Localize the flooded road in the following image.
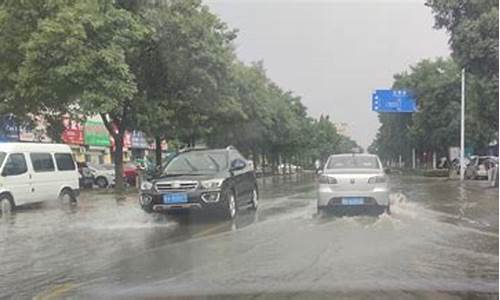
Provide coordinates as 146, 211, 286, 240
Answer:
0, 174, 498, 299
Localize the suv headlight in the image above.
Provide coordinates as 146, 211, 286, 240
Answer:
141, 181, 154, 191
200, 179, 224, 189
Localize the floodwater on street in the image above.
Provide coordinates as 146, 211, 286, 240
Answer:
0, 174, 498, 299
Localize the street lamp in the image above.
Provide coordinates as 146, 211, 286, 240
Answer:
437, 67, 466, 181
460, 68, 465, 181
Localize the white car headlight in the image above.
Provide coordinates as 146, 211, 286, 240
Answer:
141, 181, 154, 191
200, 179, 224, 189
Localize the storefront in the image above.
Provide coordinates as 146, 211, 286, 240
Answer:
0, 114, 20, 142
61, 117, 85, 162
131, 131, 149, 161
84, 119, 112, 164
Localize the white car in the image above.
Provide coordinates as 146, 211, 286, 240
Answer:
317, 153, 389, 215
0, 143, 79, 214
87, 163, 115, 188
278, 163, 299, 174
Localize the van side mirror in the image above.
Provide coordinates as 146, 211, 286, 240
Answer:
230, 159, 246, 172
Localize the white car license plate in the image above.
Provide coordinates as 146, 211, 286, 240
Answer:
342, 197, 364, 205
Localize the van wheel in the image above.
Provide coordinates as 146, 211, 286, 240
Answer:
0, 194, 14, 216
96, 177, 108, 188
59, 189, 77, 205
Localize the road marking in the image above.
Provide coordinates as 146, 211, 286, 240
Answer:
191, 222, 229, 239
34, 283, 78, 300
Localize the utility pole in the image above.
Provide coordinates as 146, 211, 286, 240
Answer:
412, 148, 416, 169
460, 68, 465, 181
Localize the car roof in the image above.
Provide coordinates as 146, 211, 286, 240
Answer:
328, 153, 379, 158
0, 142, 72, 153
180, 148, 232, 154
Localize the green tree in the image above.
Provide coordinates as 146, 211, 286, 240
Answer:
16, 0, 149, 191
426, 0, 498, 135
130, 0, 238, 168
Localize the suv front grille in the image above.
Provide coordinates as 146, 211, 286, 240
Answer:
155, 181, 198, 192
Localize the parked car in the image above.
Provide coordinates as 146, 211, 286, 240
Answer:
255, 165, 272, 177
77, 162, 94, 189
278, 163, 301, 174
0, 143, 79, 214
317, 153, 389, 216
465, 156, 498, 180
124, 162, 139, 186
87, 163, 115, 188
139, 147, 258, 219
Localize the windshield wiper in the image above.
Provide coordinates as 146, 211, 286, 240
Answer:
207, 155, 221, 171
184, 158, 198, 171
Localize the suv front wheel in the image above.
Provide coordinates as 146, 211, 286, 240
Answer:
222, 190, 237, 220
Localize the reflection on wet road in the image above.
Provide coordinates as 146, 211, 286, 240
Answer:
0, 174, 498, 299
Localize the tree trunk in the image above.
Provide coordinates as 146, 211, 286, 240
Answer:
288, 156, 292, 175
155, 136, 162, 171
100, 113, 125, 193
251, 148, 258, 172
114, 136, 125, 193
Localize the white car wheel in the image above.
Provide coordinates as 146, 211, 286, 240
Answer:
0, 195, 13, 215
96, 177, 108, 188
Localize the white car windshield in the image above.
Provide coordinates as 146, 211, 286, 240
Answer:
327, 156, 380, 169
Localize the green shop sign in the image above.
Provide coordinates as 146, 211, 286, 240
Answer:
84, 119, 111, 147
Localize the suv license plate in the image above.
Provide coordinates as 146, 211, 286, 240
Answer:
163, 193, 188, 204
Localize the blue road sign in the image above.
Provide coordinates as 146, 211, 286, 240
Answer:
372, 89, 417, 113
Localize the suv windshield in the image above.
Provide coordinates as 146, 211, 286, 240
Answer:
327, 156, 380, 169
163, 151, 228, 175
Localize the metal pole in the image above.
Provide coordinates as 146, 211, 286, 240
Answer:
412, 148, 416, 169
460, 68, 465, 181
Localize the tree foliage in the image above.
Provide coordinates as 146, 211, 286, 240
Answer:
371, 1, 498, 164
0, 0, 362, 190
370, 57, 497, 163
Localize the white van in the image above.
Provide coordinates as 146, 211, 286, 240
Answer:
0, 143, 79, 214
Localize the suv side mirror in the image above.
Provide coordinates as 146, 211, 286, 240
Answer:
230, 159, 246, 172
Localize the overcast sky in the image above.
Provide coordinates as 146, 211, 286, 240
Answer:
205, 0, 450, 149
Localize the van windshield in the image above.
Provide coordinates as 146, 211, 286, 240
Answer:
0, 152, 6, 167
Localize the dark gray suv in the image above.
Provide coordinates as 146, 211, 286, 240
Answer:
139, 147, 258, 219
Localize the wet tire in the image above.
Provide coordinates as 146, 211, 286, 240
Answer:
142, 205, 153, 214
250, 186, 259, 210
222, 190, 237, 220
317, 206, 326, 217
59, 189, 77, 205
0, 194, 14, 216
96, 177, 108, 189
